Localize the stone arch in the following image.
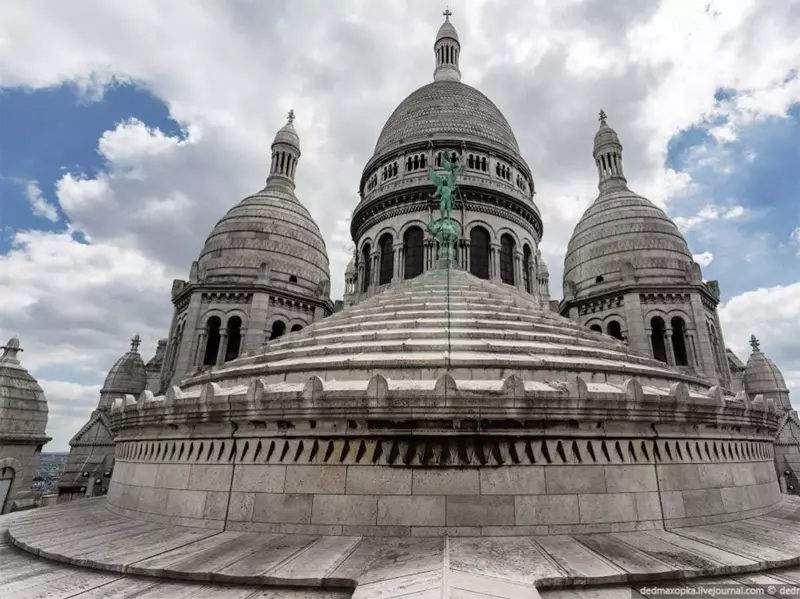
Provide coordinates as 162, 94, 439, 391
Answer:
650, 316, 668, 363
403, 225, 425, 280
378, 232, 394, 286
607, 319, 623, 340
202, 315, 222, 366
469, 226, 491, 280
269, 319, 287, 341
499, 233, 516, 285
670, 315, 689, 366
224, 315, 243, 362
290, 323, 304, 333
465, 220, 497, 239
589, 323, 603, 333
361, 242, 372, 293
0, 457, 23, 515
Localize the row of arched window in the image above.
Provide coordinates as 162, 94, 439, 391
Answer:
272, 151, 296, 178
651, 316, 689, 366
199, 315, 305, 367
516, 174, 528, 193
366, 173, 378, 191
356, 226, 537, 294
382, 162, 398, 181
467, 154, 489, 172
405, 154, 427, 172
589, 321, 624, 341
435, 151, 459, 167
437, 44, 458, 66
496, 162, 512, 181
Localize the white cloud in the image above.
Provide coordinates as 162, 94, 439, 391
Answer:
674, 204, 747, 231
720, 282, 800, 407
693, 252, 714, 267
791, 227, 800, 255
25, 181, 59, 222
0, 0, 798, 448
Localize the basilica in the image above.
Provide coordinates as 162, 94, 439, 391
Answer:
2, 10, 800, 597
49, 9, 798, 501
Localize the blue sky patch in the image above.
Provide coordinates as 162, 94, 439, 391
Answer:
0, 81, 181, 253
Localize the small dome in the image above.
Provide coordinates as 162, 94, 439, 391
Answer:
744, 335, 791, 410
564, 195, 692, 300
101, 335, 147, 397
594, 110, 621, 151
273, 112, 300, 150
0, 337, 49, 439
372, 81, 520, 158
198, 186, 330, 293
436, 18, 459, 43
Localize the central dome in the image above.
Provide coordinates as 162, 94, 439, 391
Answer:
373, 80, 521, 158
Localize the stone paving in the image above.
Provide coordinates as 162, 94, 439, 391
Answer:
4, 497, 800, 597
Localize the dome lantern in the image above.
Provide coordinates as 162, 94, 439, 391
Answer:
267, 109, 301, 191
433, 7, 461, 82
593, 110, 627, 194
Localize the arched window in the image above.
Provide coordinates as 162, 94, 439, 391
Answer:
481, 157, 487, 171
202, 316, 221, 366
378, 233, 394, 286
289, 275, 297, 283
269, 320, 286, 341
224, 316, 242, 362
671, 317, 688, 366
500, 234, 515, 285
607, 320, 623, 340
361, 243, 371, 293
291, 324, 303, 332
523, 244, 532, 293
651, 317, 668, 363
404, 226, 424, 279
590, 324, 602, 332
468, 154, 475, 169
469, 227, 490, 280
421, 155, 426, 168
496, 162, 501, 176
1, 465, 15, 513
392, 162, 398, 177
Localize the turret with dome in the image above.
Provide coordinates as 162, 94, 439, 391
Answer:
561, 111, 732, 388
156, 112, 334, 393
349, 9, 548, 306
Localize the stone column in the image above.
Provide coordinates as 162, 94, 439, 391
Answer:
243, 291, 269, 355
216, 330, 229, 366
664, 329, 676, 365
622, 293, 649, 356
687, 294, 718, 383
395, 243, 404, 281
686, 332, 698, 368
490, 243, 501, 281
514, 253, 522, 289
645, 327, 655, 360
193, 331, 206, 369
463, 240, 471, 272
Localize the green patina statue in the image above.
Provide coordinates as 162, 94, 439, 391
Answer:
427, 153, 460, 266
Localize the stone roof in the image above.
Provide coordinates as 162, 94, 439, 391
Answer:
161, 267, 716, 399
272, 117, 299, 149
372, 81, 520, 158
436, 13, 459, 43
564, 187, 694, 300
101, 335, 147, 398
727, 347, 746, 371
0, 337, 49, 442
145, 338, 167, 373
197, 183, 330, 292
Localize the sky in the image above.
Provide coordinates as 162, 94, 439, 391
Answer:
0, 0, 799, 452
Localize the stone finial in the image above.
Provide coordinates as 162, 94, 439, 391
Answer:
287, 109, 295, 124
750, 334, 760, 353
443, 5, 452, 20
622, 378, 644, 402
598, 109, 608, 126
367, 374, 389, 402
0, 336, 22, 363
130, 334, 141, 353
302, 376, 324, 401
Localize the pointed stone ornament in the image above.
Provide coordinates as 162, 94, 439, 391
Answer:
0, 336, 22, 364
670, 382, 690, 404
303, 376, 324, 401
501, 374, 525, 399
707, 386, 725, 406
622, 378, 644, 401
367, 373, 389, 402
567, 375, 589, 399
434, 372, 458, 401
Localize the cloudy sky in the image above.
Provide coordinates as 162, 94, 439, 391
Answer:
1, 0, 799, 451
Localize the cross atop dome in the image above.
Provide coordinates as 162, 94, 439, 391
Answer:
750, 334, 760, 352
599, 109, 608, 126
130, 333, 141, 353
287, 109, 295, 124
443, 6, 452, 20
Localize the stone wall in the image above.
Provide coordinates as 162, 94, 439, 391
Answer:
0, 444, 41, 513
107, 435, 782, 535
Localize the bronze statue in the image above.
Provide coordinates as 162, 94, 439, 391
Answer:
427, 152, 461, 266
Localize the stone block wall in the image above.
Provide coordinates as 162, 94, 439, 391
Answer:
0, 443, 42, 512
107, 436, 782, 536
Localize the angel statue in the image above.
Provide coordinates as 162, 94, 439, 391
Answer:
428, 152, 460, 222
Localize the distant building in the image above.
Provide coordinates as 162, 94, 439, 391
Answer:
0, 337, 50, 513
57, 335, 146, 502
